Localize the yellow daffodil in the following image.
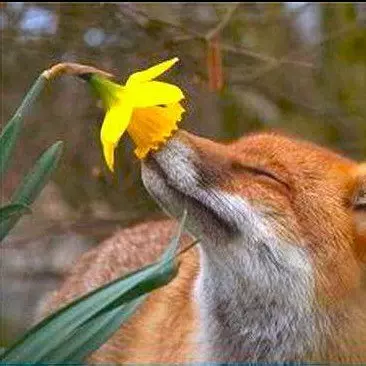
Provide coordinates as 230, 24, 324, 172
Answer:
87, 57, 185, 172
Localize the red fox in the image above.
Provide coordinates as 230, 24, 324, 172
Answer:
44, 130, 366, 363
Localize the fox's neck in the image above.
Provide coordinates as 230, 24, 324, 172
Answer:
193, 241, 321, 362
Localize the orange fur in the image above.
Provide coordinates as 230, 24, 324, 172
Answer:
43, 130, 366, 363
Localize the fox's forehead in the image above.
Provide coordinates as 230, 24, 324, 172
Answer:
231, 133, 355, 174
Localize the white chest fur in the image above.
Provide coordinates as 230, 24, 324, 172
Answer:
192, 194, 319, 362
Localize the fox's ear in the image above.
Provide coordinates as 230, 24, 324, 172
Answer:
353, 164, 366, 261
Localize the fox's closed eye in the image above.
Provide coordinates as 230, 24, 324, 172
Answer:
231, 161, 290, 191
354, 190, 366, 210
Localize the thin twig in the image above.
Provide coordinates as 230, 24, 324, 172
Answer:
119, 3, 203, 39
205, 3, 240, 41
234, 23, 359, 84
118, 4, 317, 72
229, 79, 358, 131
220, 43, 315, 68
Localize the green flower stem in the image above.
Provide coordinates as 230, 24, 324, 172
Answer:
0, 74, 47, 176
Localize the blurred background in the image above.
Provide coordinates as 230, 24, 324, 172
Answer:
1, 2, 366, 347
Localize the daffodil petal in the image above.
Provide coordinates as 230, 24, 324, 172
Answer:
102, 141, 116, 172
128, 81, 184, 108
100, 103, 133, 145
100, 103, 133, 171
126, 57, 179, 86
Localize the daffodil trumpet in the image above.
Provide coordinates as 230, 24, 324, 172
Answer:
82, 57, 185, 172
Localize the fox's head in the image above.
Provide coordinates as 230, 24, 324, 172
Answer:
142, 130, 366, 361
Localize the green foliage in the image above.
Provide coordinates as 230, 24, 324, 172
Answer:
0, 75, 47, 176
0, 75, 64, 242
0, 62, 188, 363
1, 211, 186, 363
0, 204, 31, 221
0, 142, 64, 241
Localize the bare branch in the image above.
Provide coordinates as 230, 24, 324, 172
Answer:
229, 76, 358, 132
233, 23, 360, 84
118, 5, 316, 72
118, 3, 203, 38
205, 3, 240, 41
220, 44, 315, 68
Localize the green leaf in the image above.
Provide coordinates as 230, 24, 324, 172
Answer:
43, 297, 145, 363
1, 211, 187, 363
0, 75, 47, 176
11, 141, 64, 206
0, 141, 63, 242
0, 118, 22, 177
0, 204, 31, 221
